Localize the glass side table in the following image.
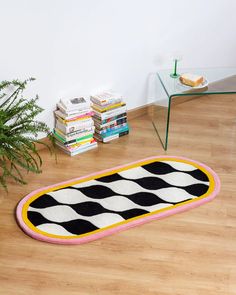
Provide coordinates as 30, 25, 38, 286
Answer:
150, 67, 236, 150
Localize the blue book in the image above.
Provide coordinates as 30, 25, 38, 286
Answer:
101, 124, 129, 138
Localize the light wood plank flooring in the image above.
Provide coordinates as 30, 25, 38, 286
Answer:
0, 94, 236, 295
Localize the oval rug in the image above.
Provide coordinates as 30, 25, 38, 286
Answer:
16, 156, 220, 245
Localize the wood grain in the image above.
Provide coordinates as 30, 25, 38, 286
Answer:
0, 94, 236, 295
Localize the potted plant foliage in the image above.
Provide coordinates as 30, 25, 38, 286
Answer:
0, 78, 53, 191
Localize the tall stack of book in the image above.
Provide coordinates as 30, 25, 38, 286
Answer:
91, 92, 129, 143
54, 97, 97, 156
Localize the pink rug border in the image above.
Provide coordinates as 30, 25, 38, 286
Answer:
16, 155, 221, 245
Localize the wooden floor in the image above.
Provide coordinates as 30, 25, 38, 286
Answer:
0, 94, 236, 295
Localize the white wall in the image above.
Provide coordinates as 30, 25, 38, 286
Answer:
1, 0, 236, 130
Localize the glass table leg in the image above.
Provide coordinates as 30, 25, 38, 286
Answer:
148, 74, 170, 150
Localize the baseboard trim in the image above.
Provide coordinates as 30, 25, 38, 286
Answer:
127, 104, 149, 120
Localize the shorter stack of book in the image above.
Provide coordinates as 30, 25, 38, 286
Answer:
91, 92, 129, 143
54, 97, 97, 156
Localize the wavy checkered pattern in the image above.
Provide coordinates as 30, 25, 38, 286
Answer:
26, 160, 210, 237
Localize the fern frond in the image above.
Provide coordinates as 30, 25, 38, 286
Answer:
0, 78, 54, 191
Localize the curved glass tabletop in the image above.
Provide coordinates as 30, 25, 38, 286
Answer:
150, 67, 236, 150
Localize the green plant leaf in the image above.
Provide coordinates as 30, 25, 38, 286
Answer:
0, 78, 54, 191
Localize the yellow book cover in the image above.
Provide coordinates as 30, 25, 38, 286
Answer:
56, 114, 92, 125
92, 102, 126, 113
69, 138, 93, 148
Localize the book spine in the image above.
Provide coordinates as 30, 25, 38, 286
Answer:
70, 143, 98, 156
98, 130, 129, 143
93, 106, 127, 120
66, 139, 96, 151
55, 110, 94, 121
93, 113, 127, 124
92, 102, 126, 113
101, 125, 129, 138
65, 112, 93, 122
64, 127, 95, 137
65, 134, 94, 146
56, 121, 94, 134
56, 114, 93, 125
57, 103, 91, 116
55, 128, 95, 141
54, 132, 94, 146
96, 122, 128, 135
95, 118, 127, 129
54, 129, 88, 142
90, 97, 122, 106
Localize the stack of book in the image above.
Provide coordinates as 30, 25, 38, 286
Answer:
91, 92, 129, 143
54, 97, 97, 156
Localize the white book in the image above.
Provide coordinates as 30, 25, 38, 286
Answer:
70, 142, 98, 156
90, 91, 122, 104
57, 142, 98, 156
90, 95, 122, 107
56, 120, 94, 134
56, 115, 94, 126
55, 139, 95, 151
55, 126, 95, 138
103, 134, 120, 142
57, 102, 91, 116
60, 97, 90, 111
56, 105, 91, 118
54, 129, 95, 142
94, 133, 119, 143
93, 116, 127, 129
93, 105, 127, 120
